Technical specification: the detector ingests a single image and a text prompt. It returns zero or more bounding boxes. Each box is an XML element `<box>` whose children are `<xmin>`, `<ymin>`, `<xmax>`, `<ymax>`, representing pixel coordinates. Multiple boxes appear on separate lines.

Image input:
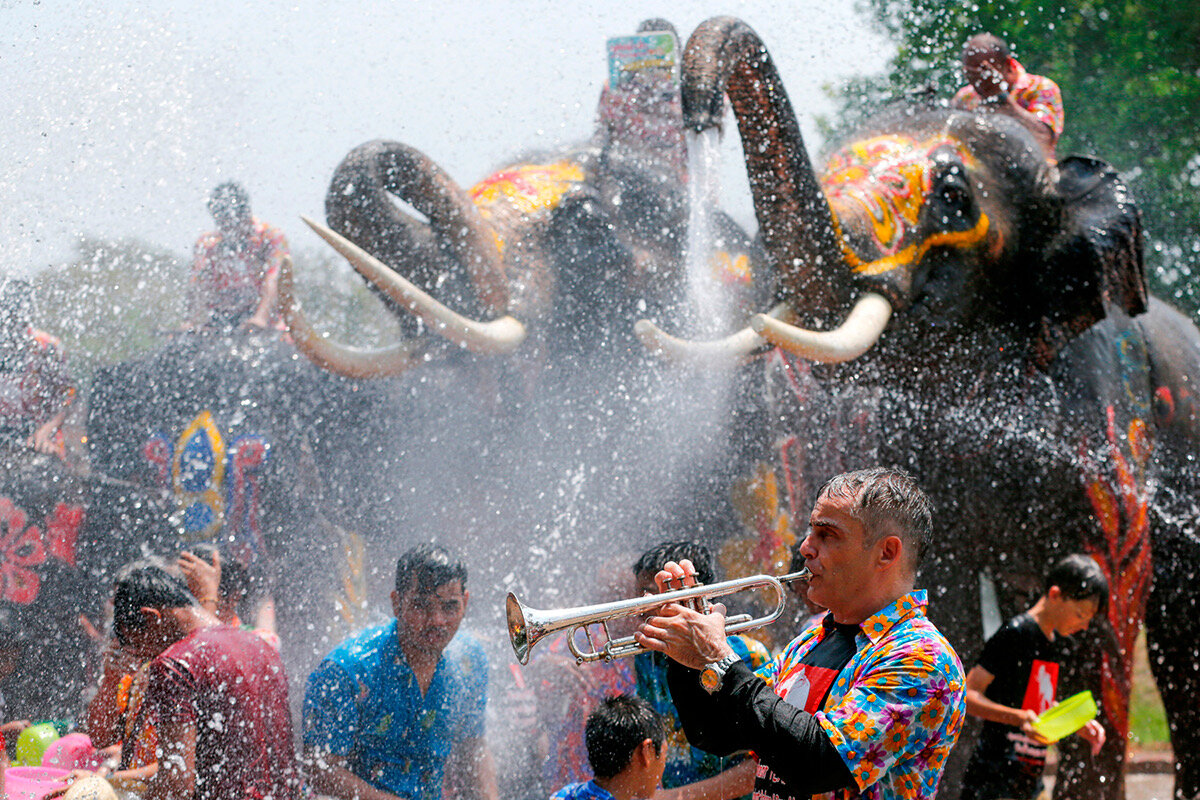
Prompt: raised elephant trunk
<box><xmin>637</xmin><ymin>18</ymin><xmax>888</xmax><ymax>364</ymax></box>
<box><xmin>289</xmin><ymin>141</ymin><xmax>526</xmax><ymax>377</ymax></box>
<box><xmin>682</xmin><ymin>17</ymin><xmax>852</xmax><ymax>320</ymax></box>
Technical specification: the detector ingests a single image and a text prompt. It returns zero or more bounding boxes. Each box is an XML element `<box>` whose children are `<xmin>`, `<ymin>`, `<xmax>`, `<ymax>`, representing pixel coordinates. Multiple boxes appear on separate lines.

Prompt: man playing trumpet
<box><xmin>635</xmin><ymin>468</ymin><xmax>966</xmax><ymax>800</ymax></box>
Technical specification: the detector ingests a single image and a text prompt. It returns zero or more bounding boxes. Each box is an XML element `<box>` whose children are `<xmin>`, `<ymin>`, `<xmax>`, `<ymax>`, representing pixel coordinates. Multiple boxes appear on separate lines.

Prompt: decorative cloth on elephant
<box><xmin>303</xmin><ymin>620</ymin><xmax>488</xmax><ymax>800</ymax></box>
<box><xmin>0</xmin><ymin>326</ymin><xmax>74</xmax><ymax>436</ymax></box>
<box><xmin>952</xmin><ymin>59</ymin><xmax>1064</xmax><ymax>142</ymax></box>
<box><xmin>190</xmin><ymin>218</ymin><xmax>289</xmax><ymax>329</ymax></box>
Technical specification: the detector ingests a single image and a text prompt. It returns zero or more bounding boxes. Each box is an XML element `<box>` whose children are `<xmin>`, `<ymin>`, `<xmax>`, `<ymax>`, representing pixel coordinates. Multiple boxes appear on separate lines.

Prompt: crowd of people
<box><xmin>0</xmin><ymin>28</ymin><xmax>1087</xmax><ymax>800</ymax></box>
<box><xmin>0</xmin><ymin>467</ymin><xmax>1107</xmax><ymax>800</ymax></box>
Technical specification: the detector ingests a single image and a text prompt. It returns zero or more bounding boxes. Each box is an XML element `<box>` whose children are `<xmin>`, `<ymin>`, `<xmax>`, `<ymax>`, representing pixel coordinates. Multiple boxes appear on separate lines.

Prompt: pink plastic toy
<box><xmin>41</xmin><ymin>733</ymin><xmax>101</xmax><ymax>770</ymax></box>
<box><xmin>4</xmin><ymin>766</ymin><xmax>74</xmax><ymax>800</ymax></box>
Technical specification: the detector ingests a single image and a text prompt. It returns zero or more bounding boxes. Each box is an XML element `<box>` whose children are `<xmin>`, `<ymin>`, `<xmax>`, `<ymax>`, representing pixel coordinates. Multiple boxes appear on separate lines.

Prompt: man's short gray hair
<box><xmin>818</xmin><ymin>467</ymin><xmax>933</xmax><ymax>568</ymax></box>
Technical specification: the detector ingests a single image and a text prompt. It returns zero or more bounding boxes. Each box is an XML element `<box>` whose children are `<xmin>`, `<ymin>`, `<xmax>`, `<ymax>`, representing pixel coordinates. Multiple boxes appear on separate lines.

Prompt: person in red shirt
<box><xmin>111</xmin><ymin>560</ymin><xmax>299</xmax><ymax>800</ymax></box>
<box><xmin>187</xmin><ymin>183</ymin><xmax>289</xmax><ymax>331</ymax></box>
<box><xmin>952</xmin><ymin>33</ymin><xmax>1064</xmax><ymax>160</ymax></box>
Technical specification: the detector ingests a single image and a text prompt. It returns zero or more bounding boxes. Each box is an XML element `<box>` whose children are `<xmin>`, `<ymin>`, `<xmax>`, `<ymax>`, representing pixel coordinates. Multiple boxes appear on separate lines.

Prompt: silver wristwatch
<box><xmin>700</xmin><ymin>653</ymin><xmax>740</xmax><ymax>695</ymax></box>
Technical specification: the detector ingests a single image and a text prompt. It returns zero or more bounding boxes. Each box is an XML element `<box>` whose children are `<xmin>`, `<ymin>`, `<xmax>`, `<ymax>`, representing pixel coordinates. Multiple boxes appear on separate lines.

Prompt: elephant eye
<box><xmin>940</xmin><ymin>183</ymin><xmax>966</xmax><ymax>207</ymax></box>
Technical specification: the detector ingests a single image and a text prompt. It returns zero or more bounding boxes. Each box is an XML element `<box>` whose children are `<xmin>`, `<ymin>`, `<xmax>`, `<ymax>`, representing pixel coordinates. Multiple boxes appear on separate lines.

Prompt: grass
<box><xmin>1128</xmin><ymin>631</ymin><xmax>1171</xmax><ymax>749</ymax></box>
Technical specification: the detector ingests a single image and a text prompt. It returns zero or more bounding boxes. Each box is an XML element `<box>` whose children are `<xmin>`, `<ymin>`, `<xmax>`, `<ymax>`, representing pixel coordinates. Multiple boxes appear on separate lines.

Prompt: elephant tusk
<box><xmin>751</xmin><ymin>292</ymin><xmax>892</xmax><ymax>363</ymax></box>
<box><xmin>279</xmin><ymin>255</ymin><xmax>424</xmax><ymax>379</ymax></box>
<box><xmin>302</xmin><ymin>215</ymin><xmax>526</xmax><ymax>355</ymax></box>
<box><xmin>635</xmin><ymin>303</ymin><xmax>793</xmax><ymax>364</ymax></box>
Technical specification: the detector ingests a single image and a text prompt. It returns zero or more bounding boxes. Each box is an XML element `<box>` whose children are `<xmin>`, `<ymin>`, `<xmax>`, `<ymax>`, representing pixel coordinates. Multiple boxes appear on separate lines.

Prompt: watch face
<box><xmin>700</xmin><ymin>666</ymin><xmax>721</xmax><ymax>693</ymax></box>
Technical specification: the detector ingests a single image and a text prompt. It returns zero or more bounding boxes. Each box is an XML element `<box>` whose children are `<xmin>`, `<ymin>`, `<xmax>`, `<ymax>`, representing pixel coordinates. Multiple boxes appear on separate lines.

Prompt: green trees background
<box><xmin>828</xmin><ymin>0</ymin><xmax>1200</xmax><ymax>317</ymax></box>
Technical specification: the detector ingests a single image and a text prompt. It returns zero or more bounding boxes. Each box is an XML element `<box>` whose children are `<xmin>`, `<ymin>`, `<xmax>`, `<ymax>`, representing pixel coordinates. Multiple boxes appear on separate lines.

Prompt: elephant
<box><xmin>637</xmin><ymin>17</ymin><xmax>1200</xmax><ymax>800</ymax></box>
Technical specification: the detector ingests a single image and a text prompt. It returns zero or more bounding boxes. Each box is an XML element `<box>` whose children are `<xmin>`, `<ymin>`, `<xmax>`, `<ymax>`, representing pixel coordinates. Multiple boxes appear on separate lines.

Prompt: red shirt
<box><xmin>191</xmin><ymin>218</ymin><xmax>289</xmax><ymax>326</ymax></box>
<box><xmin>148</xmin><ymin>625</ymin><xmax>299</xmax><ymax>800</ymax></box>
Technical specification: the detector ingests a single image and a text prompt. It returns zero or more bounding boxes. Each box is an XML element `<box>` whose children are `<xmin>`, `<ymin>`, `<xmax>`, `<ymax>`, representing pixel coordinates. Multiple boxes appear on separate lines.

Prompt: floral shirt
<box><xmin>952</xmin><ymin>59</ymin><xmax>1064</xmax><ymax>142</ymax></box>
<box><xmin>757</xmin><ymin>591</ymin><xmax>966</xmax><ymax>800</ymax></box>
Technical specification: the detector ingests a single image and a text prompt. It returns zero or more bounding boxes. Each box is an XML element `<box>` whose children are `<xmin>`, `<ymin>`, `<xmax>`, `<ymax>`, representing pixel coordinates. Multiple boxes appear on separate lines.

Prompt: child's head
<box><xmin>585</xmin><ymin>694</ymin><xmax>666</xmax><ymax>792</ymax></box>
<box><xmin>1043</xmin><ymin>554</ymin><xmax>1109</xmax><ymax>636</ymax></box>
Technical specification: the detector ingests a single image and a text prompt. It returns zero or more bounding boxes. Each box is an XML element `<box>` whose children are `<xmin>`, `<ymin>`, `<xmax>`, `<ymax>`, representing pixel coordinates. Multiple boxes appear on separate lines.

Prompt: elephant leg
<box><xmin>1146</xmin><ymin>533</ymin><xmax>1200</xmax><ymax>800</ymax></box>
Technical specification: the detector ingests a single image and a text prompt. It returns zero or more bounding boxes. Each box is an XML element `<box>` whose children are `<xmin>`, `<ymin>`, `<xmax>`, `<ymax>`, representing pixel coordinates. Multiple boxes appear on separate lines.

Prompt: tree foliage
<box><xmin>828</xmin><ymin>0</ymin><xmax>1200</xmax><ymax>316</ymax></box>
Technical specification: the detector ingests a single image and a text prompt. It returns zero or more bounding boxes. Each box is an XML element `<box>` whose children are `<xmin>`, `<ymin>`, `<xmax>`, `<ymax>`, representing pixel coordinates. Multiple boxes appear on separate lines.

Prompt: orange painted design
<box><xmin>469</xmin><ymin>161</ymin><xmax>586</xmax><ymax>216</ymax></box>
<box><xmin>1081</xmin><ymin>407</ymin><xmax>1153</xmax><ymax>740</ymax></box>
<box><xmin>821</xmin><ymin>134</ymin><xmax>988</xmax><ymax>276</ymax></box>
<box><xmin>711</xmin><ymin>251</ymin><xmax>752</xmax><ymax>285</ymax></box>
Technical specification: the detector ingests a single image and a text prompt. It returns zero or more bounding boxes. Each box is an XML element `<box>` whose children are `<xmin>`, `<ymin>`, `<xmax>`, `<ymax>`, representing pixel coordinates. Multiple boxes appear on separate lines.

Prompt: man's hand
<box><xmin>1079</xmin><ymin>719</ymin><xmax>1106</xmax><ymax>756</ymax></box>
<box><xmin>178</xmin><ymin>550</ymin><xmax>221</xmax><ymax>609</ymax></box>
<box><xmin>634</xmin><ymin>560</ymin><xmax>735</xmax><ymax>670</ymax></box>
<box><xmin>1016</xmin><ymin>708</ymin><xmax>1050</xmax><ymax>745</ymax></box>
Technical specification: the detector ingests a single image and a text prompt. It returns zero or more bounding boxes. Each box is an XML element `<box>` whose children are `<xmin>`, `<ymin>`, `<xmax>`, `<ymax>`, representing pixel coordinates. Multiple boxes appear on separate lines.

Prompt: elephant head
<box><xmin>284</xmin><ymin>20</ymin><xmax>763</xmax><ymax>379</ymax></box>
<box><xmin>639</xmin><ymin>17</ymin><xmax>1147</xmax><ymax>370</ymax></box>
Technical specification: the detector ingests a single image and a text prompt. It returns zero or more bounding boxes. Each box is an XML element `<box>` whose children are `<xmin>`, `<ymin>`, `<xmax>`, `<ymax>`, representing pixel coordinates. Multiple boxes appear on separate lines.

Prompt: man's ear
<box><xmin>139</xmin><ymin>606</ymin><xmax>163</xmax><ymax>627</ymax></box>
<box><xmin>461</xmin><ymin>589</ymin><xmax>470</xmax><ymax>614</ymax></box>
<box><xmin>636</xmin><ymin>737</ymin><xmax>657</xmax><ymax>766</ymax></box>
<box><xmin>876</xmin><ymin>535</ymin><xmax>902</xmax><ymax>569</ymax></box>
<box><xmin>390</xmin><ymin>589</ymin><xmax>401</xmax><ymax>618</ymax></box>
<box><xmin>1047</xmin><ymin>585</ymin><xmax>1063</xmax><ymax>602</ymax></box>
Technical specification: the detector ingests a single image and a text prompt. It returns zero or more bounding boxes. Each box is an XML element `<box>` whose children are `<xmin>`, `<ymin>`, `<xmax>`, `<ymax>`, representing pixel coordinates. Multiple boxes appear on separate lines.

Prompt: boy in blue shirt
<box><xmin>551</xmin><ymin>694</ymin><xmax>667</xmax><ymax>800</ymax></box>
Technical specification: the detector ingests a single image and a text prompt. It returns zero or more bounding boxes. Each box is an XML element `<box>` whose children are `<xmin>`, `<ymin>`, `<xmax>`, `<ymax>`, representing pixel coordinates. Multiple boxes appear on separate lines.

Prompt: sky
<box><xmin>0</xmin><ymin>0</ymin><xmax>892</xmax><ymax>277</ymax></box>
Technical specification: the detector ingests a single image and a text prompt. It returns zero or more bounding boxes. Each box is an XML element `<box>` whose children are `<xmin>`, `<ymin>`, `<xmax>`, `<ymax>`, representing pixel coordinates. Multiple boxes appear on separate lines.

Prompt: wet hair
<box><xmin>394</xmin><ymin>544</ymin><xmax>468</xmax><ymax>595</ymax></box>
<box><xmin>112</xmin><ymin>560</ymin><xmax>196</xmax><ymax>646</ymax></box>
<box><xmin>585</xmin><ymin>694</ymin><xmax>665</xmax><ymax>780</ymax></box>
<box><xmin>185</xmin><ymin>542</ymin><xmax>250</xmax><ymax>601</ymax></box>
<box><xmin>963</xmin><ymin>33</ymin><xmax>1010</xmax><ymax>62</ymax></box>
<box><xmin>1045</xmin><ymin>554</ymin><xmax>1109</xmax><ymax>613</ymax></box>
<box><xmin>207</xmin><ymin>181</ymin><xmax>250</xmax><ymax>220</ymax></box>
<box><xmin>633</xmin><ymin>540</ymin><xmax>715</xmax><ymax>586</ymax></box>
<box><xmin>818</xmin><ymin>468</ymin><xmax>933</xmax><ymax>569</ymax></box>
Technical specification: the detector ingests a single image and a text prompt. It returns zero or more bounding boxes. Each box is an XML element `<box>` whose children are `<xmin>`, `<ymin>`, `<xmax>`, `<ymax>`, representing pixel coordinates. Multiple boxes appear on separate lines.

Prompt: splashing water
<box><xmin>684</xmin><ymin>128</ymin><xmax>730</xmax><ymax>337</ymax></box>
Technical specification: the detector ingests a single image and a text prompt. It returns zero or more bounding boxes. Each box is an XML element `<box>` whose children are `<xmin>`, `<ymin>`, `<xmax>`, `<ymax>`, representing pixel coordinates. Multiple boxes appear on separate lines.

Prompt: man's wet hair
<box><xmin>636</xmin><ymin>18</ymin><xmax>678</xmax><ymax>41</ymax></box>
<box><xmin>1045</xmin><ymin>554</ymin><xmax>1109</xmax><ymax>613</ymax></box>
<box><xmin>818</xmin><ymin>467</ymin><xmax>933</xmax><ymax>568</ymax></box>
<box><xmin>633</xmin><ymin>540</ymin><xmax>715</xmax><ymax>586</ymax></box>
<box><xmin>112</xmin><ymin>559</ymin><xmax>195</xmax><ymax>645</ymax></box>
<box><xmin>185</xmin><ymin>542</ymin><xmax>250</xmax><ymax>601</ymax></box>
<box><xmin>963</xmin><ymin>32</ymin><xmax>1010</xmax><ymax>62</ymax></box>
<box><xmin>585</xmin><ymin>694</ymin><xmax>665</xmax><ymax>780</ymax></box>
<box><xmin>394</xmin><ymin>544</ymin><xmax>468</xmax><ymax>595</ymax></box>
<box><xmin>207</xmin><ymin>181</ymin><xmax>251</xmax><ymax>219</ymax></box>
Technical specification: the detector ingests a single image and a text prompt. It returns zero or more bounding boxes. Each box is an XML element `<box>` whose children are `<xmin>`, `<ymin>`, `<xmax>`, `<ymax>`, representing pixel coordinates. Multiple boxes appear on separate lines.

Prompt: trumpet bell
<box><xmin>506</xmin><ymin>592</ymin><xmax>535</xmax><ymax>665</ymax></box>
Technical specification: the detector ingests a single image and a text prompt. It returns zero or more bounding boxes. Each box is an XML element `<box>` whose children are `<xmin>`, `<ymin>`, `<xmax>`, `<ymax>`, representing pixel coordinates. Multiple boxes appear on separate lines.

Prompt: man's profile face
<box><xmin>393</xmin><ymin>578</ymin><xmax>468</xmax><ymax>657</ymax></box>
<box><xmin>798</xmin><ymin>491</ymin><xmax>881</xmax><ymax>621</ymax></box>
<box><xmin>963</xmin><ymin>51</ymin><xmax>1013</xmax><ymax>97</ymax></box>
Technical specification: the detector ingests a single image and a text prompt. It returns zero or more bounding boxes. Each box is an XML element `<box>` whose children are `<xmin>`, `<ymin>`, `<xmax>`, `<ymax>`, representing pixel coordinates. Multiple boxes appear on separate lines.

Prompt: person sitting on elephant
<box><xmin>0</xmin><ymin>278</ymin><xmax>75</xmax><ymax>457</ymax></box>
<box><xmin>952</xmin><ymin>33</ymin><xmax>1063</xmax><ymax>159</ymax></box>
<box><xmin>960</xmin><ymin>554</ymin><xmax>1108</xmax><ymax>800</ymax></box>
<box><xmin>187</xmin><ymin>182</ymin><xmax>289</xmax><ymax>332</ymax></box>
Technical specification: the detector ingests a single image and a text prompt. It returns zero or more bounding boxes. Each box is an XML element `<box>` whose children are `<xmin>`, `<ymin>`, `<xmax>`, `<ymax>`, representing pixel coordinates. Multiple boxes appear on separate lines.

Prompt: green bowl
<box><xmin>1031</xmin><ymin>690</ymin><xmax>1097</xmax><ymax>742</ymax></box>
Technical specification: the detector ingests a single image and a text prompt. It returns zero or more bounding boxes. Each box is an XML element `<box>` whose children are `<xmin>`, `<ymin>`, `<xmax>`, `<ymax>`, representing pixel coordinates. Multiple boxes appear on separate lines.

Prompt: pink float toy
<box><xmin>41</xmin><ymin>733</ymin><xmax>100</xmax><ymax>770</ymax></box>
<box><xmin>3</xmin><ymin>766</ymin><xmax>73</xmax><ymax>800</ymax></box>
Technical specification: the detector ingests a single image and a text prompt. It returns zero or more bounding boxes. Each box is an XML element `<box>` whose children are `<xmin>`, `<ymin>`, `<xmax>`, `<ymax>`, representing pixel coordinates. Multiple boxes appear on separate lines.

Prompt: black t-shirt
<box><xmin>962</xmin><ymin>613</ymin><xmax>1060</xmax><ymax>800</ymax></box>
<box><xmin>754</xmin><ymin>617</ymin><xmax>859</xmax><ymax>800</ymax></box>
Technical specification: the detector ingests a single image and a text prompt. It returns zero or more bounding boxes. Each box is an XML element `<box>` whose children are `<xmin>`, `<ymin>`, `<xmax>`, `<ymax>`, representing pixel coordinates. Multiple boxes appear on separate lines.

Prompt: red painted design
<box><xmin>0</xmin><ymin>497</ymin><xmax>46</xmax><ymax>604</ymax></box>
<box><xmin>143</xmin><ymin>434</ymin><xmax>172</xmax><ymax>487</ymax></box>
<box><xmin>1081</xmin><ymin>406</ymin><xmax>1152</xmax><ymax>740</ymax></box>
<box><xmin>44</xmin><ymin>502</ymin><xmax>84</xmax><ymax>568</ymax></box>
<box><xmin>229</xmin><ymin>435</ymin><xmax>270</xmax><ymax>563</ymax></box>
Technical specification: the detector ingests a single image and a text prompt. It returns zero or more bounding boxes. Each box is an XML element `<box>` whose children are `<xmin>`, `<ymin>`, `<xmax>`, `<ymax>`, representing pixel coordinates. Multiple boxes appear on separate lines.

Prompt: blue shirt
<box><xmin>303</xmin><ymin>621</ymin><xmax>488</xmax><ymax>800</ymax></box>
<box><xmin>551</xmin><ymin>779</ymin><xmax>617</xmax><ymax>800</ymax></box>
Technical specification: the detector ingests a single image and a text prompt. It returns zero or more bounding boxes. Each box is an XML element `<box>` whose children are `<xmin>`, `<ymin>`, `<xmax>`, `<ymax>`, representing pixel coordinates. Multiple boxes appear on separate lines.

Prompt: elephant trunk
<box><xmin>325</xmin><ymin>140</ymin><xmax>509</xmax><ymax>318</ymax></box>
<box><xmin>682</xmin><ymin>17</ymin><xmax>853</xmax><ymax>324</ymax></box>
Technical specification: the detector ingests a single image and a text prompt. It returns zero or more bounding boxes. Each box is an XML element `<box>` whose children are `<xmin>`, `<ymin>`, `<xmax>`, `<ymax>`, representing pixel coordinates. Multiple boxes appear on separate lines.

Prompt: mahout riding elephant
<box><xmin>640</xmin><ymin>17</ymin><xmax>1200</xmax><ymax>800</ymax></box>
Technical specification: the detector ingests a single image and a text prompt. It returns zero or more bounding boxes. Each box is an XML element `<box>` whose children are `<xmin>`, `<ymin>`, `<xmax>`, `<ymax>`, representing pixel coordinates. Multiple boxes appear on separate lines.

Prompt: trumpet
<box><xmin>506</xmin><ymin>568</ymin><xmax>811</xmax><ymax>664</ymax></box>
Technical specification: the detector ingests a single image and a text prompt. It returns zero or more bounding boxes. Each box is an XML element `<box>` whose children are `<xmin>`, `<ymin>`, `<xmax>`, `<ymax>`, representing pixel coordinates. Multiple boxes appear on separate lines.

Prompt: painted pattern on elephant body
<box><xmin>822</xmin><ymin>135</ymin><xmax>990</xmax><ymax>278</ymax></box>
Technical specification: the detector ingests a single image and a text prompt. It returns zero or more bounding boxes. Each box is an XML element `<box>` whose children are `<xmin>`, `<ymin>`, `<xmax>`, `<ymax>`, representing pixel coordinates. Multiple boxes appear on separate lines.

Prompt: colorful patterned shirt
<box><xmin>756</xmin><ymin>591</ymin><xmax>966</xmax><ymax>800</ymax></box>
<box><xmin>551</xmin><ymin>779</ymin><xmax>617</xmax><ymax>800</ymax></box>
<box><xmin>0</xmin><ymin>327</ymin><xmax>74</xmax><ymax>434</ymax></box>
<box><xmin>952</xmin><ymin>59</ymin><xmax>1064</xmax><ymax>142</ymax></box>
<box><xmin>190</xmin><ymin>218</ymin><xmax>289</xmax><ymax>327</ymax></box>
<box><xmin>303</xmin><ymin>621</ymin><xmax>489</xmax><ymax>800</ymax></box>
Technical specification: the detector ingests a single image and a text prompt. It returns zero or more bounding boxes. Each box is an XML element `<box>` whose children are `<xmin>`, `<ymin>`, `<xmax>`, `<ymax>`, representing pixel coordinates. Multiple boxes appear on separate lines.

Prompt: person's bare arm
<box><xmin>147</xmin><ymin>715</ymin><xmax>197</xmax><ymax>800</ymax></box>
<box><xmin>245</xmin><ymin>268</ymin><xmax>280</xmax><ymax>329</ymax></box>
<box><xmin>84</xmin><ymin>647</ymin><xmax>141</xmax><ymax>748</ymax></box>
<box><xmin>444</xmin><ymin>737</ymin><xmax>498</xmax><ymax>800</ymax></box>
<box><xmin>306</xmin><ymin>752</ymin><xmax>407</xmax><ymax>800</ymax></box>
<box><xmin>29</xmin><ymin>407</ymin><xmax>69</xmax><ymax>456</ymax></box>
<box><xmin>653</xmin><ymin>759</ymin><xmax>756</xmax><ymax>800</ymax></box>
<box><xmin>991</xmin><ymin>95</ymin><xmax>1055</xmax><ymax>155</ymax></box>
<box><xmin>963</xmin><ymin>664</ymin><xmax>1044</xmax><ymax>740</ymax></box>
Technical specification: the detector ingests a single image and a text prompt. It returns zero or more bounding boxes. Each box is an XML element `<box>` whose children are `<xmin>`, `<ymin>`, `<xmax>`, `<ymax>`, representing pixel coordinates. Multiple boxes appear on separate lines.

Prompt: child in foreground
<box><xmin>550</xmin><ymin>694</ymin><xmax>667</xmax><ymax>800</ymax></box>
<box><xmin>960</xmin><ymin>554</ymin><xmax>1108</xmax><ymax>800</ymax></box>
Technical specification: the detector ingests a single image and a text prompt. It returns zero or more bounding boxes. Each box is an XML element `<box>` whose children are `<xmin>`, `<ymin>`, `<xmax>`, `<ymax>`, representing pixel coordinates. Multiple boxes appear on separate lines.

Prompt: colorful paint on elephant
<box><xmin>1082</xmin><ymin>406</ymin><xmax>1152</xmax><ymax>741</ymax></box>
<box><xmin>0</xmin><ymin>497</ymin><xmax>83</xmax><ymax>604</ymax></box>
<box><xmin>143</xmin><ymin>411</ymin><xmax>271</xmax><ymax>563</ymax></box>
<box><xmin>821</xmin><ymin>134</ymin><xmax>989</xmax><ymax>277</ymax></box>
<box><xmin>470</xmin><ymin>162</ymin><xmax>587</xmax><ymax>256</ymax></box>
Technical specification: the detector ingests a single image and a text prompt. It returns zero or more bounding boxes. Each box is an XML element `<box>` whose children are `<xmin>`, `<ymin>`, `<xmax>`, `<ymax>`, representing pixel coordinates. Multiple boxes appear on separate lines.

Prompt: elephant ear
<box><xmin>1034</xmin><ymin>156</ymin><xmax>1148</xmax><ymax>366</ymax></box>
